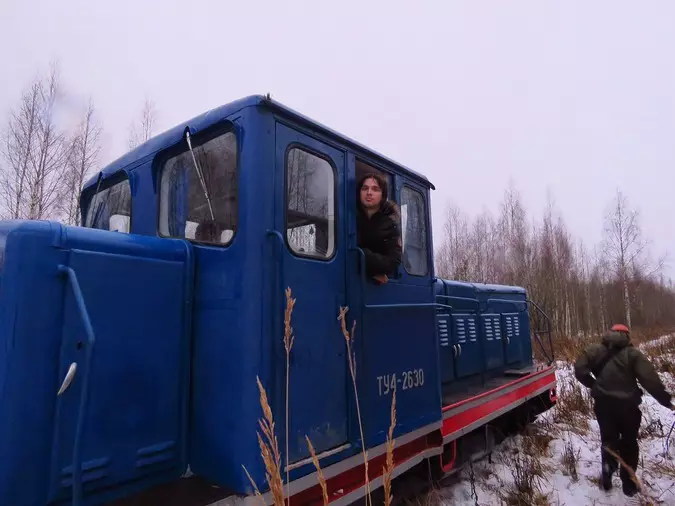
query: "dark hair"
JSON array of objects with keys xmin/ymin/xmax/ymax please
[{"xmin": 357, "ymin": 173, "xmax": 389, "ymax": 210}]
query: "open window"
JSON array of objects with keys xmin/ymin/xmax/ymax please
[
  {"xmin": 286, "ymin": 146, "xmax": 336, "ymax": 259},
  {"xmin": 84, "ymin": 177, "xmax": 132, "ymax": 233},
  {"xmin": 158, "ymin": 129, "xmax": 238, "ymax": 245},
  {"xmin": 400, "ymin": 186, "xmax": 429, "ymax": 276}
]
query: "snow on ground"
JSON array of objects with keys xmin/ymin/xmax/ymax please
[{"xmin": 440, "ymin": 337, "xmax": 675, "ymax": 505}]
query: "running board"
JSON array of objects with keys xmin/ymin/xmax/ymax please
[{"xmin": 504, "ymin": 366, "xmax": 538, "ymax": 377}]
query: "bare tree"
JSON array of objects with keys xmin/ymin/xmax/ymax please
[
  {"xmin": 63, "ymin": 98, "xmax": 102, "ymax": 225},
  {"xmin": 1, "ymin": 63, "xmax": 69, "ymax": 221},
  {"xmin": 1, "ymin": 79, "xmax": 41, "ymax": 219},
  {"xmin": 602, "ymin": 190, "xmax": 649, "ymax": 328},
  {"xmin": 128, "ymin": 97, "xmax": 156, "ymax": 149}
]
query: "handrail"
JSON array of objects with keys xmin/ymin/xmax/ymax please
[
  {"xmin": 485, "ymin": 298, "xmax": 528, "ymax": 313},
  {"xmin": 435, "ymin": 294, "xmax": 479, "ymax": 305},
  {"xmin": 351, "ymin": 247, "xmax": 367, "ymax": 306},
  {"xmin": 364, "ymin": 302, "xmax": 454, "ymax": 311},
  {"xmin": 527, "ymin": 299, "xmax": 554, "ymax": 365},
  {"xmin": 57, "ymin": 265, "xmax": 96, "ymax": 506},
  {"xmin": 266, "ymin": 230, "xmax": 285, "ymax": 346}
]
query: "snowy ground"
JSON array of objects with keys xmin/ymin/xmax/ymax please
[{"xmin": 439, "ymin": 337, "xmax": 675, "ymax": 506}]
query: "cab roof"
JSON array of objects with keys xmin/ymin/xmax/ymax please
[{"xmin": 83, "ymin": 95, "xmax": 434, "ymax": 191}]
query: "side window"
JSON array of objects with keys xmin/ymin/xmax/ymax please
[
  {"xmin": 158, "ymin": 130, "xmax": 238, "ymax": 245},
  {"xmin": 85, "ymin": 178, "xmax": 132, "ymax": 233},
  {"xmin": 286, "ymin": 147, "xmax": 336, "ymax": 259},
  {"xmin": 400, "ymin": 186, "xmax": 428, "ymax": 276}
]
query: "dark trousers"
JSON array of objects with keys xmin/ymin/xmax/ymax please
[{"xmin": 594, "ymin": 397, "xmax": 642, "ymax": 487}]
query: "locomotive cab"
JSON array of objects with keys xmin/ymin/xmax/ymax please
[{"xmin": 78, "ymin": 95, "xmax": 442, "ymax": 499}]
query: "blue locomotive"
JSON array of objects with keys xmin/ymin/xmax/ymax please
[{"xmin": 0, "ymin": 95, "xmax": 556, "ymax": 506}]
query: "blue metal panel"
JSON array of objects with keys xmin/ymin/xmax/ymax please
[
  {"xmin": 359, "ymin": 281, "xmax": 441, "ymax": 445},
  {"xmin": 439, "ymin": 280, "xmax": 483, "ymax": 380},
  {"xmin": 481, "ymin": 313, "xmax": 505, "ymax": 370},
  {"xmin": 502, "ymin": 313, "xmax": 523, "ymax": 364},
  {"xmin": 187, "ymin": 113, "xmax": 261, "ymax": 495},
  {"xmin": 0, "ymin": 221, "xmax": 193, "ymax": 506},
  {"xmin": 436, "ymin": 311, "xmax": 453, "ymax": 383},
  {"xmin": 474, "ymin": 285, "xmax": 532, "ymax": 368},
  {"xmin": 452, "ymin": 314, "xmax": 482, "ymax": 378}
]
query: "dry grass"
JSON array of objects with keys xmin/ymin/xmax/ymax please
[
  {"xmin": 284, "ymin": 288, "xmax": 296, "ymax": 503},
  {"xmin": 550, "ymin": 334, "xmax": 592, "ymax": 364},
  {"xmin": 560, "ymin": 438, "xmax": 581, "ymax": 482},
  {"xmin": 552, "ymin": 376, "xmax": 593, "ymax": 434},
  {"xmin": 650, "ymin": 457, "xmax": 675, "ymax": 480},
  {"xmin": 497, "ymin": 448, "xmax": 550, "ymax": 506},
  {"xmin": 535, "ymin": 328, "xmax": 675, "ymax": 364},
  {"xmin": 383, "ymin": 391, "xmax": 397, "ymax": 506},
  {"xmin": 306, "ymin": 436, "xmax": 328, "ymax": 505},
  {"xmin": 338, "ymin": 306, "xmax": 372, "ymax": 506},
  {"xmin": 522, "ymin": 427, "xmax": 554, "ymax": 458},
  {"xmin": 244, "ymin": 377, "xmax": 285, "ymax": 506}
]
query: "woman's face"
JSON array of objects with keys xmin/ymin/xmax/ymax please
[{"xmin": 360, "ymin": 177, "xmax": 383, "ymax": 210}]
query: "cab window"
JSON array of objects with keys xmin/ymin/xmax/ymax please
[
  {"xmin": 84, "ymin": 178, "xmax": 132, "ymax": 233},
  {"xmin": 286, "ymin": 147, "xmax": 336, "ymax": 259},
  {"xmin": 400, "ymin": 186, "xmax": 428, "ymax": 276},
  {"xmin": 158, "ymin": 130, "xmax": 238, "ymax": 245}
]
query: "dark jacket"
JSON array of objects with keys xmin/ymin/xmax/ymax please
[
  {"xmin": 574, "ymin": 331, "xmax": 672, "ymax": 408},
  {"xmin": 356, "ymin": 200, "xmax": 402, "ymax": 277}
]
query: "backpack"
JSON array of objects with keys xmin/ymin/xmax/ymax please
[{"xmin": 592, "ymin": 345, "xmax": 623, "ymax": 379}]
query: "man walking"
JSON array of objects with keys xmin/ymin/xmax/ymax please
[{"xmin": 574, "ymin": 324, "xmax": 674, "ymax": 497}]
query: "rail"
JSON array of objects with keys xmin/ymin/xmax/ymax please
[
  {"xmin": 527, "ymin": 299, "xmax": 554, "ymax": 365},
  {"xmin": 57, "ymin": 265, "xmax": 97, "ymax": 506}
]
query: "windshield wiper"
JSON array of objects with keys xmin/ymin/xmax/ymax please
[{"xmin": 184, "ymin": 129, "xmax": 215, "ymax": 221}]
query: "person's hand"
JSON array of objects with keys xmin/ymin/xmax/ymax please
[{"xmin": 373, "ymin": 274, "xmax": 389, "ymax": 285}]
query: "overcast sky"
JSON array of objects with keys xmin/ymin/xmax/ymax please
[{"xmin": 2, "ymin": 0, "xmax": 674, "ymax": 276}]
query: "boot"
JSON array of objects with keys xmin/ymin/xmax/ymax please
[
  {"xmin": 622, "ymin": 480, "xmax": 638, "ymax": 497},
  {"xmin": 601, "ymin": 463, "xmax": 613, "ymax": 491}
]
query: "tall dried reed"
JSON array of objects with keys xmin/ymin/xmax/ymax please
[
  {"xmin": 284, "ymin": 287, "xmax": 296, "ymax": 503},
  {"xmin": 306, "ymin": 436, "xmax": 329, "ymax": 505},
  {"xmin": 338, "ymin": 306, "xmax": 371, "ymax": 506},
  {"xmin": 383, "ymin": 391, "xmax": 397, "ymax": 506},
  {"xmin": 243, "ymin": 377, "xmax": 285, "ymax": 506}
]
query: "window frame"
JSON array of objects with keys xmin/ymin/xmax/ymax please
[
  {"xmin": 400, "ymin": 184, "xmax": 429, "ymax": 277},
  {"xmin": 82, "ymin": 171, "xmax": 133, "ymax": 233},
  {"xmin": 284, "ymin": 142, "xmax": 338, "ymax": 262},
  {"xmin": 155, "ymin": 121, "xmax": 239, "ymax": 247}
]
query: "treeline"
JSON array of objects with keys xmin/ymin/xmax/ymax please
[
  {"xmin": 435, "ymin": 185, "xmax": 675, "ymax": 337},
  {"xmin": 0, "ymin": 62, "xmax": 157, "ymax": 224}
]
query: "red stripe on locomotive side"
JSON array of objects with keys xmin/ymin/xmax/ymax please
[
  {"xmin": 291, "ymin": 433, "xmax": 436, "ymax": 506},
  {"xmin": 442, "ymin": 371, "xmax": 556, "ymax": 438}
]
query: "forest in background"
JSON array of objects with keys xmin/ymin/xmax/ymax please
[{"xmin": 435, "ymin": 184, "xmax": 674, "ymax": 338}]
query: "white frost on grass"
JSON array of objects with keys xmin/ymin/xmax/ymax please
[{"xmin": 441, "ymin": 336, "xmax": 675, "ymax": 505}]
